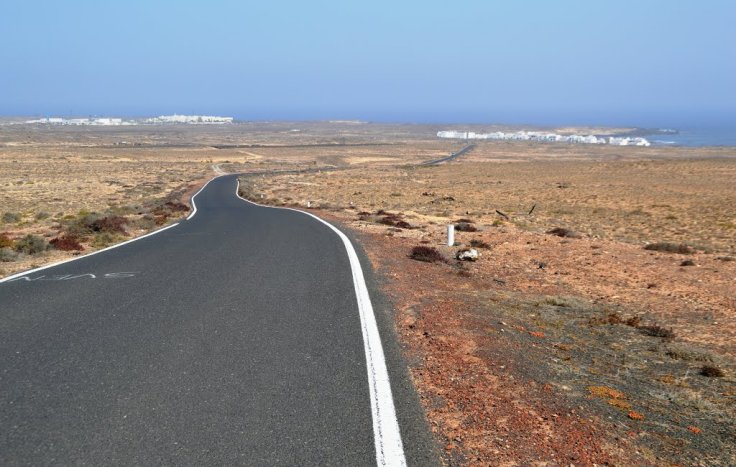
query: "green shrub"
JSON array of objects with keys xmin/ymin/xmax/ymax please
[
  {"xmin": 0, "ymin": 247, "xmax": 18, "ymax": 262},
  {"xmin": 91, "ymin": 232, "xmax": 118, "ymax": 248},
  {"xmin": 133, "ymin": 215, "xmax": 157, "ymax": 231},
  {"xmin": 14, "ymin": 234, "xmax": 48, "ymax": 255},
  {"xmin": 62, "ymin": 213, "xmax": 128, "ymax": 237},
  {"xmin": 2, "ymin": 212, "xmax": 21, "ymax": 224}
]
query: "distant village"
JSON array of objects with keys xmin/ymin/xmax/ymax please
[
  {"xmin": 24, "ymin": 114, "xmax": 234, "ymax": 126},
  {"xmin": 437, "ymin": 130, "xmax": 651, "ymax": 146}
]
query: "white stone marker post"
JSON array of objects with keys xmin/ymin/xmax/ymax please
[{"xmin": 447, "ymin": 224, "xmax": 455, "ymax": 246}]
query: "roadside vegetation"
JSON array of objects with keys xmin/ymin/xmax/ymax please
[{"xmin": 0, "ymin": 195, "xmax": 192, "ymax": 273}]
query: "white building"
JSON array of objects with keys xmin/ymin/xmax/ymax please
[
  {"xmin": 144, "ymin": 114, "xmax": 233, "ymax": 124},
  {"xmin": 438, "ymin": 130, "xmax": 648, "ymax": 146}
]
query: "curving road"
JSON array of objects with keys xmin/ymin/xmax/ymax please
[
  {"xmin": 0, "ymin": 175, "xmax": 435, "ymax": 465},
  {"xmin": 420, "ymin": 144, "xmax": 475, "ymax": 165}
]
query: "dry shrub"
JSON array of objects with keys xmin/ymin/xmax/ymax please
[
  {"xmin": 2, "ymin": 212, "xmax": 21, "ymax": 224},
  {"xmin": 588, "ymin": 386, "xmax": 626, "ymax": 400},
  {"xmin": 625, "ymin": 316, "xmax": 641, "ymax": 327},
  {"xmin": 0, "ymin": 233, "xmax": 13, "ymax": 249},
  {"xmin": 700, "ymin": 365, "xmax": 725, "ymax": 377},
  {"xmin": 543, "ymin": 296, "xmax": 571, "ymax": 307},
  {"xmin": 470, "ymin": 239, "xmax": 491, "ymax": 249},
  {"xmin": 409, "ymin": 246, "xmax": 445, "ymax": 263},
  {"xmin": 50, "ymin": 235, "xmax": 84, "ymax": 251},
  {"xmin": 377, "ymin": 212, "xmax": 403, "ymax": 226},
  {"xmin": 546, "ymin": 227, "xmax": 581, "ymax": 238},
  {"xmin": 591, "ymin": 313, "xmax": 641, "ymax": 327},
  {"xmin": 665, "ymin": 346, "xmax": 713, "ymax": 362},
  {"xmin": 395, "ymin": 220, "xmax": 414, "ymax": 229},
  {"xmin": 134, "ymin": 215, "xmax": 157, "ymax": 230},
  {"xmin": 455, "ymin": 222, "xmax": 478, "ymax": 232},
  {"xmin": 163, "ymin": 201, "xmax": 189, "ymax": 212},
  {"xmin": 606, "ymin": 313, "xmax": 623, "ymax": 324},
  {"xmin": 608, "ymin": 399, "xmax": 633, "ymax": 411},
  {"xmin": 152, "ymin": 201, "xmax": 188, "ymax": 215},
  {"xmin": 640, "ymin": 324, "xmax": 676, "ymax": 339},
  {"xmin": 91, "ymin": 215, "xmax": 128, "ymax": 234},
  {"xmin": 62, "ymin": 213, "xmax": 127, "ymax": 237},
  {"xmin": 644, "ymin": 242, "xmax": 694, "ymax": 254},
  {"xmin": 0, "ymin": 248, "xmax": 18, "ymax": 262}
]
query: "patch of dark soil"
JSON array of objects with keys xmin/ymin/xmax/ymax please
[{"xmin": 465, "ymin": 290, "xmax": 735, "ymax": 466}]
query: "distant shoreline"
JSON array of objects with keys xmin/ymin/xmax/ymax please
[{"xmin": 0, "ymin": 117, "xmax": 733, "ymax": 148}]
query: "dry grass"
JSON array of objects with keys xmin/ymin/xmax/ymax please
[
  {"xmin": 244, "ymin": 155, "xmax": 736, "ymax": 254},
  {"xmin": 0, "ymin": 129, "xmax": 217, "ymax": 276}
]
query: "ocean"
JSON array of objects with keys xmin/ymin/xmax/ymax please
[{"xmin": 645, "ymin": 127, "xmax": 736, "ymax": 148}]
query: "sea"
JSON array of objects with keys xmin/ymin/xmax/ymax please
[{"xmin": 648, "ymin": 127, "xmax": 736, "ymax": 148}]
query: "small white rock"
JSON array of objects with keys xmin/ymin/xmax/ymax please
[{"xmin": 456, "ymin": 248, "xmax": 479, "ymax": 261}]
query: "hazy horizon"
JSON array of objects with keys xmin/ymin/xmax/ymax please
[
  {"xmin": 2, "ymin": 1, "xmax": 734, "ymax": 129},
  {"xmin": 8, "ymin": 110, "xmax": 736, "ymax": 130}
]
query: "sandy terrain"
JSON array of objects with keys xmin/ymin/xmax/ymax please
[{"xmin": 0, "ymin": 144, "xmax": 209, "ymax": 277}]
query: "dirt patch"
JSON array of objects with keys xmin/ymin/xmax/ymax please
[{"xmin": 340, "ymin": 216, "xmax": 735, "ymax": 465}]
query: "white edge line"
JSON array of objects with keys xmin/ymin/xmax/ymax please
[
  {"xmin": 0, "ymin": 173, "xmax": 221, "ymax": 283},
  {"xmin": 0, "ymin": 222, "xmax": 180, "ymax": 283},
  {"xmin": 235, "ymin": 178, "xmax": 407, "ymax": 467}
]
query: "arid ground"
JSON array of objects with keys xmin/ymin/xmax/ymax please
[{"xmin": 2, "ymin": 122, "xmax": 734, "ymax": 465}]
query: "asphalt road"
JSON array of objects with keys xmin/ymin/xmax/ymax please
[
  {"xmin": 420, "ymin": 144, "xmax": 475, "ymax": 165},
  {"xmin": 0, "ymin": 174, "xmax": 436, "ymax": 465}
]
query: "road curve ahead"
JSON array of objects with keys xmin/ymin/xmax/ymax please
[{"xmin": 0, "ymin": 175, "xmax": 434, "ymax": 465}]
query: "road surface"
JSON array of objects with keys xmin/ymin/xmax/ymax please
[
  {"xmin": 420, "ymin": 144, "xmax": 475, "ymax": 165},
  {"xmin": 0, "ymin": 175, "xmax": 435, "ymax": 465}
]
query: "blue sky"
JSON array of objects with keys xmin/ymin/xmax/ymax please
[{"xmin": 1, "ymin": 0, "xmax": 734, "ymax": 126}]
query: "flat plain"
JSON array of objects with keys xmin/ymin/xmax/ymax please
[{"xmin": 2, "ymin": 121, "xmax": 735, "ymax": 465}]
